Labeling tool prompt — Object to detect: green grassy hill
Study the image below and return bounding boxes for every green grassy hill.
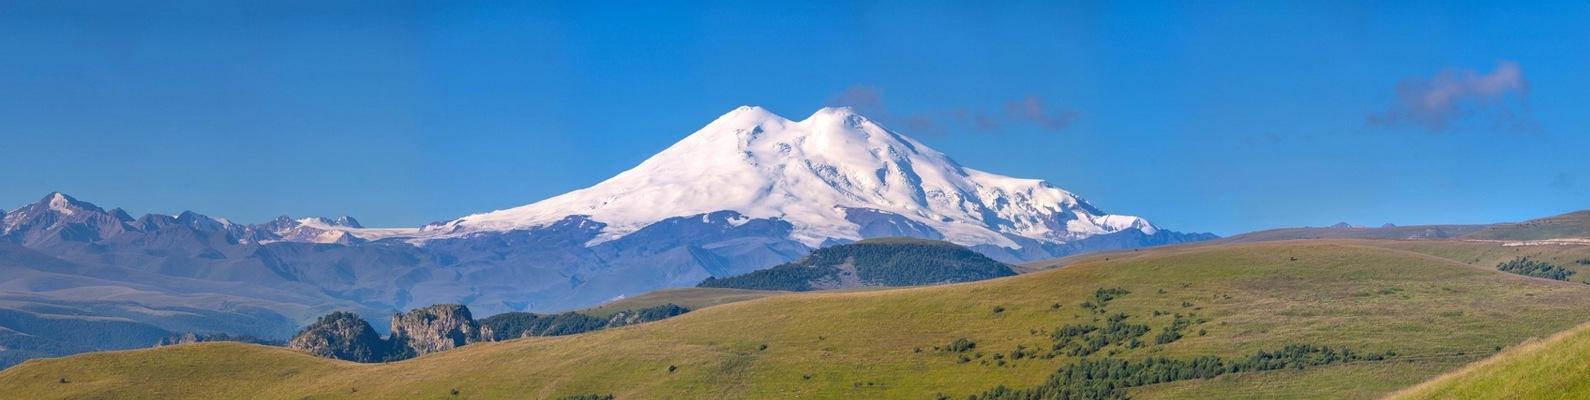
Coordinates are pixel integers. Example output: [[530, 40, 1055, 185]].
[[1389, 320, 1590, 399], [4, 239, 1590, 399]]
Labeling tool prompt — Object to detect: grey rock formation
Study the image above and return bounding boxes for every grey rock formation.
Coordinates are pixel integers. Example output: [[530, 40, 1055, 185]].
[[388, 304, 493, 355], [286, 312, 404, 363]]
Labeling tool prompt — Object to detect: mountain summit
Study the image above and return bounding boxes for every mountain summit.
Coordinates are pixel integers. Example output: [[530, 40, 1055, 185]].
[[427, 106, 1179, 255], [0, 107, 1213, 367]]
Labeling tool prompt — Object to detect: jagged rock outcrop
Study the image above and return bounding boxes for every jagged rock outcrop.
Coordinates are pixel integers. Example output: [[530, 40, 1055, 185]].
[[287, 312, 407, 363], [388, 304, 493, 355]]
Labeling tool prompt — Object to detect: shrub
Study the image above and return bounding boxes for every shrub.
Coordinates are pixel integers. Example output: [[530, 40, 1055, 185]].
[[556, 395, 615, 400], [944, 338, 977, 352]]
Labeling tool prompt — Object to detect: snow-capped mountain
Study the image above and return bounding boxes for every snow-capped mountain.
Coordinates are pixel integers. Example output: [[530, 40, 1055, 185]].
[[0, 192, 374, 247], [426, 106, 1166, 252], [0, 107, 1213, 367]]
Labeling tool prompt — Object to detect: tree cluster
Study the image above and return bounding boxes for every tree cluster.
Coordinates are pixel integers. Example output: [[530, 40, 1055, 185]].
[[480, 303, 690, 340], [1050, 313, 1150, 358], [1498, 257, 1574, 281], [965, 343, 1397, 400], [697, 239, 1015, 291], [1154, 315, 1191, 345], [555, 394, 614, 400]]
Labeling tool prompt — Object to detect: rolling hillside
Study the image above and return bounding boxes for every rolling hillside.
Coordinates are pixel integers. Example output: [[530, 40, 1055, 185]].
[[1465, 210, 1590, 241], [698, 238, 1015, 291], [4, 239, 1590, 399], [1388, 320, 1590, 399], [1220, 224, 1489, 243], [579, 288, 781, 318]]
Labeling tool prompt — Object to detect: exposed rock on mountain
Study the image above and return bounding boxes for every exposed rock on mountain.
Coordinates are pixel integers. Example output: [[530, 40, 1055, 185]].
[[1, 193, 137, 246], [388, 304, 493, 355], [286, 312, 407, 363]]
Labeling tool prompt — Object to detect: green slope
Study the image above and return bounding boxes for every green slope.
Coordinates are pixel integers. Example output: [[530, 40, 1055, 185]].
[[1390, 321, 1590, 399], [4, 240, 1590, 399], [578, 288, 781, 318]]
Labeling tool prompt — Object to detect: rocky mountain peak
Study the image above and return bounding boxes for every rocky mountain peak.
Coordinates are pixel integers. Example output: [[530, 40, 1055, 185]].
[[2, 192, 136, 245]]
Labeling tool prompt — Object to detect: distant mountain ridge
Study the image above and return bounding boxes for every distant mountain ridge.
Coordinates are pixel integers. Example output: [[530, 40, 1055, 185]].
[[1222, 210, 1590, 244], [1, 192, 370, 247]]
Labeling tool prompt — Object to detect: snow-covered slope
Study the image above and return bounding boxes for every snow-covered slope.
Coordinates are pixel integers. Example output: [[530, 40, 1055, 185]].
[[423, 106, 1160, 250]]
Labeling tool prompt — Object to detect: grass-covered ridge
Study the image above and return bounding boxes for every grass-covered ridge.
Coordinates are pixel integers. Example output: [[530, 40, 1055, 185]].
[[698, 237, 1015, 291], [1466, 210, 1590, 241], [4, 239, 1590, 399], [1389, 320, 1590, 399], [578, 288, 779, 317]]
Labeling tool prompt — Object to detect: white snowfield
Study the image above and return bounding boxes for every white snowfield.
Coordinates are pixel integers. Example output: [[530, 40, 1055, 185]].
[[411, 106, 1159, 250]]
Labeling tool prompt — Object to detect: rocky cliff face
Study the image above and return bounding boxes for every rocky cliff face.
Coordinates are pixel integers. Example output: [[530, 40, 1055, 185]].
[[287, 312, 406, 363], [388, 304, 493, 355]]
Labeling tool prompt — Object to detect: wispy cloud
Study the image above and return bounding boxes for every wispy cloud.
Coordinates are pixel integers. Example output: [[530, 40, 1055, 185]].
[[1006, 95, 1076, 131], [902, 114, 946, 136], [1367, 61, 1536, 133], [825, 85, 888, 119], [968, 111, 1003, 133], [825, 85, 1076, 135]]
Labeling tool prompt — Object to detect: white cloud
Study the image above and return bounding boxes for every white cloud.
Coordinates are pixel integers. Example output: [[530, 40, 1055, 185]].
[[1368, 61, 1535, 132]]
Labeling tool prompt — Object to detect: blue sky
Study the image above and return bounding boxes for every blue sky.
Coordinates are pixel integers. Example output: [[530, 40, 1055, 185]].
[[1, 1, 1585, 235]]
